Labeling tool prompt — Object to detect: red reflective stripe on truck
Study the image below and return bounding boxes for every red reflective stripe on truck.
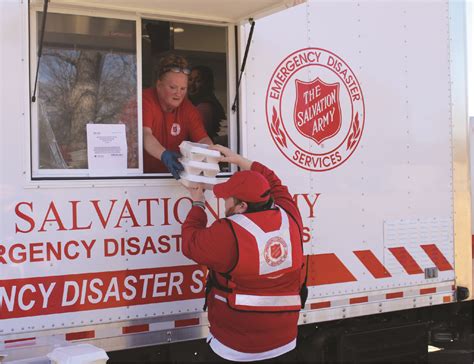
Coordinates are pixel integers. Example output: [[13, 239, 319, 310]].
[[4, 337, 35, 346], [306, 254, 357, 286], [174, 318, 200, 328], [388, 247, 423, 274], [386, 292, 404, 299], [420, 288, 436, 295], [353, 250, 392, 278], [310, 301, 331, 309], [350, 296, 368, 304], [122, 324, 150, 334], [420, 244, 453, 271], [4, 337, 35, 344], [65, 330, 95, 341], [4, 337, 36, 349]]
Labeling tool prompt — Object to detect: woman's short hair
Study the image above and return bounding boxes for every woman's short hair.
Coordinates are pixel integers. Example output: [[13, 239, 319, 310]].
[[154, 53, 190, 82]]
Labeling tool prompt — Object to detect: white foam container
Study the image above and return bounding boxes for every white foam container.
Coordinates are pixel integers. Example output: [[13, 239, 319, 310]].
[[181, 159, 220, 177], [47, 344, 109, 364], [178, 141, 221, 187], [179, 141, 220, 163], [179, 172, 218, 190]]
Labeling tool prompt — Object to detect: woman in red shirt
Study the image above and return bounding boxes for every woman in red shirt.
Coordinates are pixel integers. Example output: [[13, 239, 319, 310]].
[[143, 54, 212, 176]]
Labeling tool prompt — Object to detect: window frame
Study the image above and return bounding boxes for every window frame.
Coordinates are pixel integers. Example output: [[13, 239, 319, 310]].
[[29, 6, 143, 179], [28, 4, 238, 183]]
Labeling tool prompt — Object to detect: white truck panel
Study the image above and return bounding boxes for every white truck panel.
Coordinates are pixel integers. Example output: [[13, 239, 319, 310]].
[[243, 0, 454, 302], [1, 0, 469, 361]]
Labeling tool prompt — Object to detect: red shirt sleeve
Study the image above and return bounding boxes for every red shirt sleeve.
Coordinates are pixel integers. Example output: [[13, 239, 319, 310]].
[[184, 99, 208, 142], [251, 161, 304, 232], [182, 206, 237, 273]]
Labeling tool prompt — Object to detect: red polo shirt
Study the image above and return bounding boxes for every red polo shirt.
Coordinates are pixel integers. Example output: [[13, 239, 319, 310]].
[[142, 88, 208, 173]]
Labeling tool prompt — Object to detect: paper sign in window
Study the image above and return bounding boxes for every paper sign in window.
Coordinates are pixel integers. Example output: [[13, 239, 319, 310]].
[[87, 124, 127, 175]]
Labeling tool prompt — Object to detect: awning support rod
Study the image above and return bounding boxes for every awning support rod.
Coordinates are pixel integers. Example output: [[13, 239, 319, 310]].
[[31, 0, 49, 103], [232, 18, 255, 113]]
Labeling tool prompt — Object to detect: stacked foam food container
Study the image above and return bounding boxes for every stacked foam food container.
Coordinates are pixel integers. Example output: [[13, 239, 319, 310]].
[[179, 141, 221, 189]]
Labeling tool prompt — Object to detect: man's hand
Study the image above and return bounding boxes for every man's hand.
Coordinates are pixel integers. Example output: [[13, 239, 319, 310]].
[[161, 150, 184, 179], [186, 185, 205, 202], [209, 145, 252, 171]]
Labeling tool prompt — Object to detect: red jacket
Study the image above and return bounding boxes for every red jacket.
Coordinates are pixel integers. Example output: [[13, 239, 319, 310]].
[[182, 162, 305, 353]]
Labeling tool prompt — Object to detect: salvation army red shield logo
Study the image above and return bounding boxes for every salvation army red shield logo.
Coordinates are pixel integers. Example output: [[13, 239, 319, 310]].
[[294, 78, 341, 145], [264, 237, 288, 267], [266, 48, 365, 172], [171, 123, 181, 136], [271, 244, 282, 259]]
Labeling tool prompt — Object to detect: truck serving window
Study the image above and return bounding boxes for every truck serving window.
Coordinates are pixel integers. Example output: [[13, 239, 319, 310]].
[[141, 19, 230, 175], [31, 11, 232, 180], [32, 12, 139, 178]]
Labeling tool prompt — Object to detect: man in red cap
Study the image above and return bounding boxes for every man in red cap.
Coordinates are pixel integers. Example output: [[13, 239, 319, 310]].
[[182, 145, 306, 363]]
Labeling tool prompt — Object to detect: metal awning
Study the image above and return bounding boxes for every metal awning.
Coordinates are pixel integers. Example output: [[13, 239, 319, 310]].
[[43, 0, 306, 23]]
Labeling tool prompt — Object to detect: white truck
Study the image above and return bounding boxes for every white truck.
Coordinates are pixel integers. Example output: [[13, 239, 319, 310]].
[[1, 0, 472, 362]]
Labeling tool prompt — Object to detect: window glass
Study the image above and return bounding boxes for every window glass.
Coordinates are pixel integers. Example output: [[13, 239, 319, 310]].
[[36, 13, 138, 172]]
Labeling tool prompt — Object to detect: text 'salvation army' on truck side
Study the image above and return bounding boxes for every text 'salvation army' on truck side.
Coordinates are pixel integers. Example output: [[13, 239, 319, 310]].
[[0, 0, 472, 362]]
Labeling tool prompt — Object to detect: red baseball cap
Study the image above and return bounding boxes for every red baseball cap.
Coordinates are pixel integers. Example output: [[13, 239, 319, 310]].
[[213, 170, 271, 203]]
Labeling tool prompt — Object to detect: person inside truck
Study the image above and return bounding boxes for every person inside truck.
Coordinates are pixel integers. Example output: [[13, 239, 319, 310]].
[[143, 53, 212, 177], [188, 65, 227, 145], [182, 144, 307, 363]]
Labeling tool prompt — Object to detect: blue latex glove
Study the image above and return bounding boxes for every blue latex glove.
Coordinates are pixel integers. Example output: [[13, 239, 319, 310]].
[[161, 150, 184, 179]]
